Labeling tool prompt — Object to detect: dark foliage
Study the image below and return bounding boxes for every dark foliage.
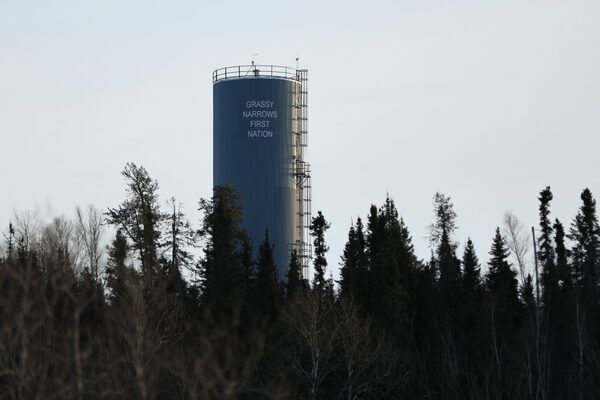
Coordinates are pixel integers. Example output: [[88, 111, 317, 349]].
[[2, 166, 600, 399]]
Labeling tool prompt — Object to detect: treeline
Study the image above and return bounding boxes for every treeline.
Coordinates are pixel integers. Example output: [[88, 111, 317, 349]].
[[1, 163, 599, 399]]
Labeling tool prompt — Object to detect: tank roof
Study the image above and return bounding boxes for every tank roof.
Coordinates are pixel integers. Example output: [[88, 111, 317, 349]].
[[212, 64, 302, 84]]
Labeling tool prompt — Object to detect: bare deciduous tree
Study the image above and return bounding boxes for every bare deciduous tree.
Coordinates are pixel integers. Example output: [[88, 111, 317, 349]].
[[336, 299, 404, 400], [12, 209, 40, 253], [503, 211, 530, 286], [281, 291, 340, 400], [74, 205, 104, 281]]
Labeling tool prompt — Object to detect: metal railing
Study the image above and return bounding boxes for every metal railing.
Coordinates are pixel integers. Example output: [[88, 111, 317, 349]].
[[212, 64, 300, 83]]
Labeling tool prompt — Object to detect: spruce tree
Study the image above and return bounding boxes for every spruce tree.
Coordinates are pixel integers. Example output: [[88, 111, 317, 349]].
[[459, 239, 484, 384], [462, 238, 483, 302], [340, 222, 357, 300], [362, 197, 415, 337], [568, 188, 600, 398], [549, 218, 576, 399], [538, 186, 558, 306], [486, 228, 520, 309], [521, 273, 536, 313], [240, 234, 254, 296], [484, 228, 522, 394], [106, 229, 129, 306], [429, 193, 461, 309], [554, 219, 573, 291], [286, 250, 304, 299], [340, 217, 370, 309], [310, 211, 330, 291], [485, 228, 521, 344], [198, 185, 249, 314], [255, 230, 281, 317], [569, 188, 600, 305]]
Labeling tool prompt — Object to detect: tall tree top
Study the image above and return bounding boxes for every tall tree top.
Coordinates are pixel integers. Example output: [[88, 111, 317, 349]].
[[428, 192, 458, 247], [105, 163, 164, 275], [537, 186, 556, 269], [486, 228, 518, 297], [568, 188, 600, 294], [462, 238, 481, 289], [310, 211, 331, 291]]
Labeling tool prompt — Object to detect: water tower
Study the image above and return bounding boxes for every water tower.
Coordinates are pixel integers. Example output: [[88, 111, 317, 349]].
[[212, 64, 311, 280]]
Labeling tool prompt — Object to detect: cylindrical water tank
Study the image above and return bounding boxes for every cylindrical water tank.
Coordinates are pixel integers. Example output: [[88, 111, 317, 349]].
[[213, 65, 301, 280]]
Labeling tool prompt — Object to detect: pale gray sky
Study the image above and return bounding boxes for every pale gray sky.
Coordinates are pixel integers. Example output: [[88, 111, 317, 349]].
[[1, 0, 599, 276]]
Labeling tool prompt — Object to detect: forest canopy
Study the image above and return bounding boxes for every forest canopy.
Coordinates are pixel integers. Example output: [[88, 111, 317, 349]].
[[1, 163, 599, 399]]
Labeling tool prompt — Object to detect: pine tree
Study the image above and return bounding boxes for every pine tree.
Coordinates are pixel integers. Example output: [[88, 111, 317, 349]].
[[105, 163, 165, 277], [310, 211, 330, 291], [163, 198, 197, 277]]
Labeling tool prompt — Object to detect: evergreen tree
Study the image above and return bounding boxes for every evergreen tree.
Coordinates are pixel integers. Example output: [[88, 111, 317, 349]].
[[486, 228, 520, 312], [240, 234, 254, 294], [198, 185, 249, 314], [340, 222, 358, 299], [459, 239, 485, 386], [484, 228, 522, 395], [568, 188, 600, 399], [429, 193, 461, 309], [538, 186, 558, 306], [462, 238, 483, 302], [362, 197, 415, 338], [569, 188, 600, 306], [286, 250, 304, 299], [485, 229, 522, 344], [554, 219, 573, 291], [521, 274, 536, 315], [340, 218, 367, 300], [255, 230, 281, 318], [106, 229, 129, 306], [163, 197, 197, 278], [549, 218, 576, 399], [105, 163, 165, 277], [366, 204, 384, 269], [310, 211, 330, 291]]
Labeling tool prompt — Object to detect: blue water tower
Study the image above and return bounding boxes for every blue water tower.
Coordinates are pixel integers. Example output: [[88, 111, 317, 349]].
[[212, 64, 311, 280]]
